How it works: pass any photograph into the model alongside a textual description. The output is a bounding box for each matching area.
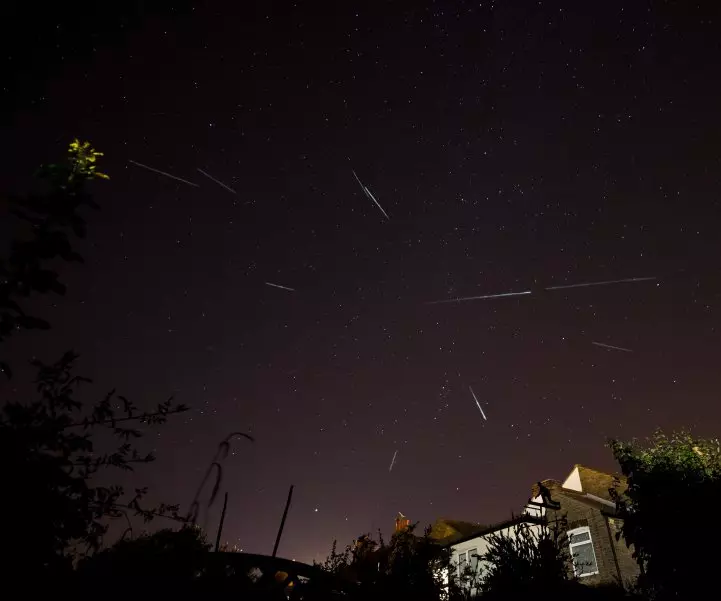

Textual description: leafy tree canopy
[478,520,573,599]
[1,143,187,585]
[610,429,721,600]
[1,351,188,580]
[1,139,108,373]
[319,524,451,601]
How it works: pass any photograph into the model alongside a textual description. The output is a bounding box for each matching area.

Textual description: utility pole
[272,484,294,558]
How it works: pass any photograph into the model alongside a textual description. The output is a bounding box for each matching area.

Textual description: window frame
[467,548,479,574]
[458,551,468,576]
[455,549,481,576]
[568,526,599,577]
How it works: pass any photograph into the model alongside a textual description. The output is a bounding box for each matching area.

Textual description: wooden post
[214,492,229,552]
[272,484,294,558]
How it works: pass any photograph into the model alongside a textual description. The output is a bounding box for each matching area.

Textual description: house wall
[524,495,545,518]
[606,516,641,589]
[450,522,544,589]
[547,496,639,588]
[447,505,639,592]
[451,523,544,563]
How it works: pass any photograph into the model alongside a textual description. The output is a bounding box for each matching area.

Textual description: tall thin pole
[272,484,294,558]
[214,492,229,552]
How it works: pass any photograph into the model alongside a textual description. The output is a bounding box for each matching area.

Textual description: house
[526,464,640,588]
[438,515,545,595]
[433,464,640,590]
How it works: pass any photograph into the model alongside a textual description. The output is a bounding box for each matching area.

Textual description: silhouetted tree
[1,140,108,375]
[1,350,188,582]
[1,143,189,582]
[478,519,575,599]
[319,524,452,601]
[610,430,721,600]
[478,519,631,600]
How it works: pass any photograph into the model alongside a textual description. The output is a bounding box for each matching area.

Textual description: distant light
[314,508,319,512]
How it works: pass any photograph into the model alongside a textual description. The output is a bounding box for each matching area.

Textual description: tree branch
[63,406,188,429]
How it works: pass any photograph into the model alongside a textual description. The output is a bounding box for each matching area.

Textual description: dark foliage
[610,430,721,600]
[476,519,634,600]
[319,524,451,601]
[0,350,188,581]
[77,525,211,594]
[478,519,576,599]
[1,142,191,588]
[0,140,108,375]
[80,528,352,600]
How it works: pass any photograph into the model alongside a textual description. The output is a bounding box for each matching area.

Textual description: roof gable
[562,466,582,491]
[430,518,486,544]
[446,515,545,548]
[575,465,626,501]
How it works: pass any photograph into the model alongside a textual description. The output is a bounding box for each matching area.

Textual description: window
[568,526,599,577]
[468,548,479,574]
[458,552,467,576]
[456,548,482,589]
[456,549,482,577]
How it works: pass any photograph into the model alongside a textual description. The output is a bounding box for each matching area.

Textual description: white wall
[524,495,545,517]
[449,522,544,585]
[451,522,544,558]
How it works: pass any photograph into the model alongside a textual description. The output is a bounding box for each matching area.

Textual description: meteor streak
[265,282,296,292]
[546,276,656,291]
[352,170,390,220]
[197,168,237,194]
[592,341,633,353]
[128,160,199,187]
[469,386,487,420]
[426,290,531,304]
[389,450,398,472]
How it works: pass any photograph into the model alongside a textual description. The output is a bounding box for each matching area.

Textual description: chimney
[395,512,410,533]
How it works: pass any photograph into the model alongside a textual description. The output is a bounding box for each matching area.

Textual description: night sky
[2,1,721,563]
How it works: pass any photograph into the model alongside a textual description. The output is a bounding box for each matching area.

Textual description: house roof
[533,472,620,514]
[434,515,545,548]
[429,519,487,545]
[432,465,625,550]
[556,487,617,511]
[573,464,626,499]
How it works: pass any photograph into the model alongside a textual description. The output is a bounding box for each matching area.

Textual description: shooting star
[592,341,634,353]
[197,168,237,194]
[469,386,487,421]
[352,170,390,220]
[389,450,398,472]
[426,290,532,305]
[128,160,199,188]
[265,282,296,292]
[546,276,656,291]
[265,282,295,292]
[363,185,390,221]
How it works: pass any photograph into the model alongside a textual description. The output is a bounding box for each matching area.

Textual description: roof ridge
[575,464,622,477]
[437,517,483,525]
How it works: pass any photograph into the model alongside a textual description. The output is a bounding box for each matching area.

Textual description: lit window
[568,526,599,577]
